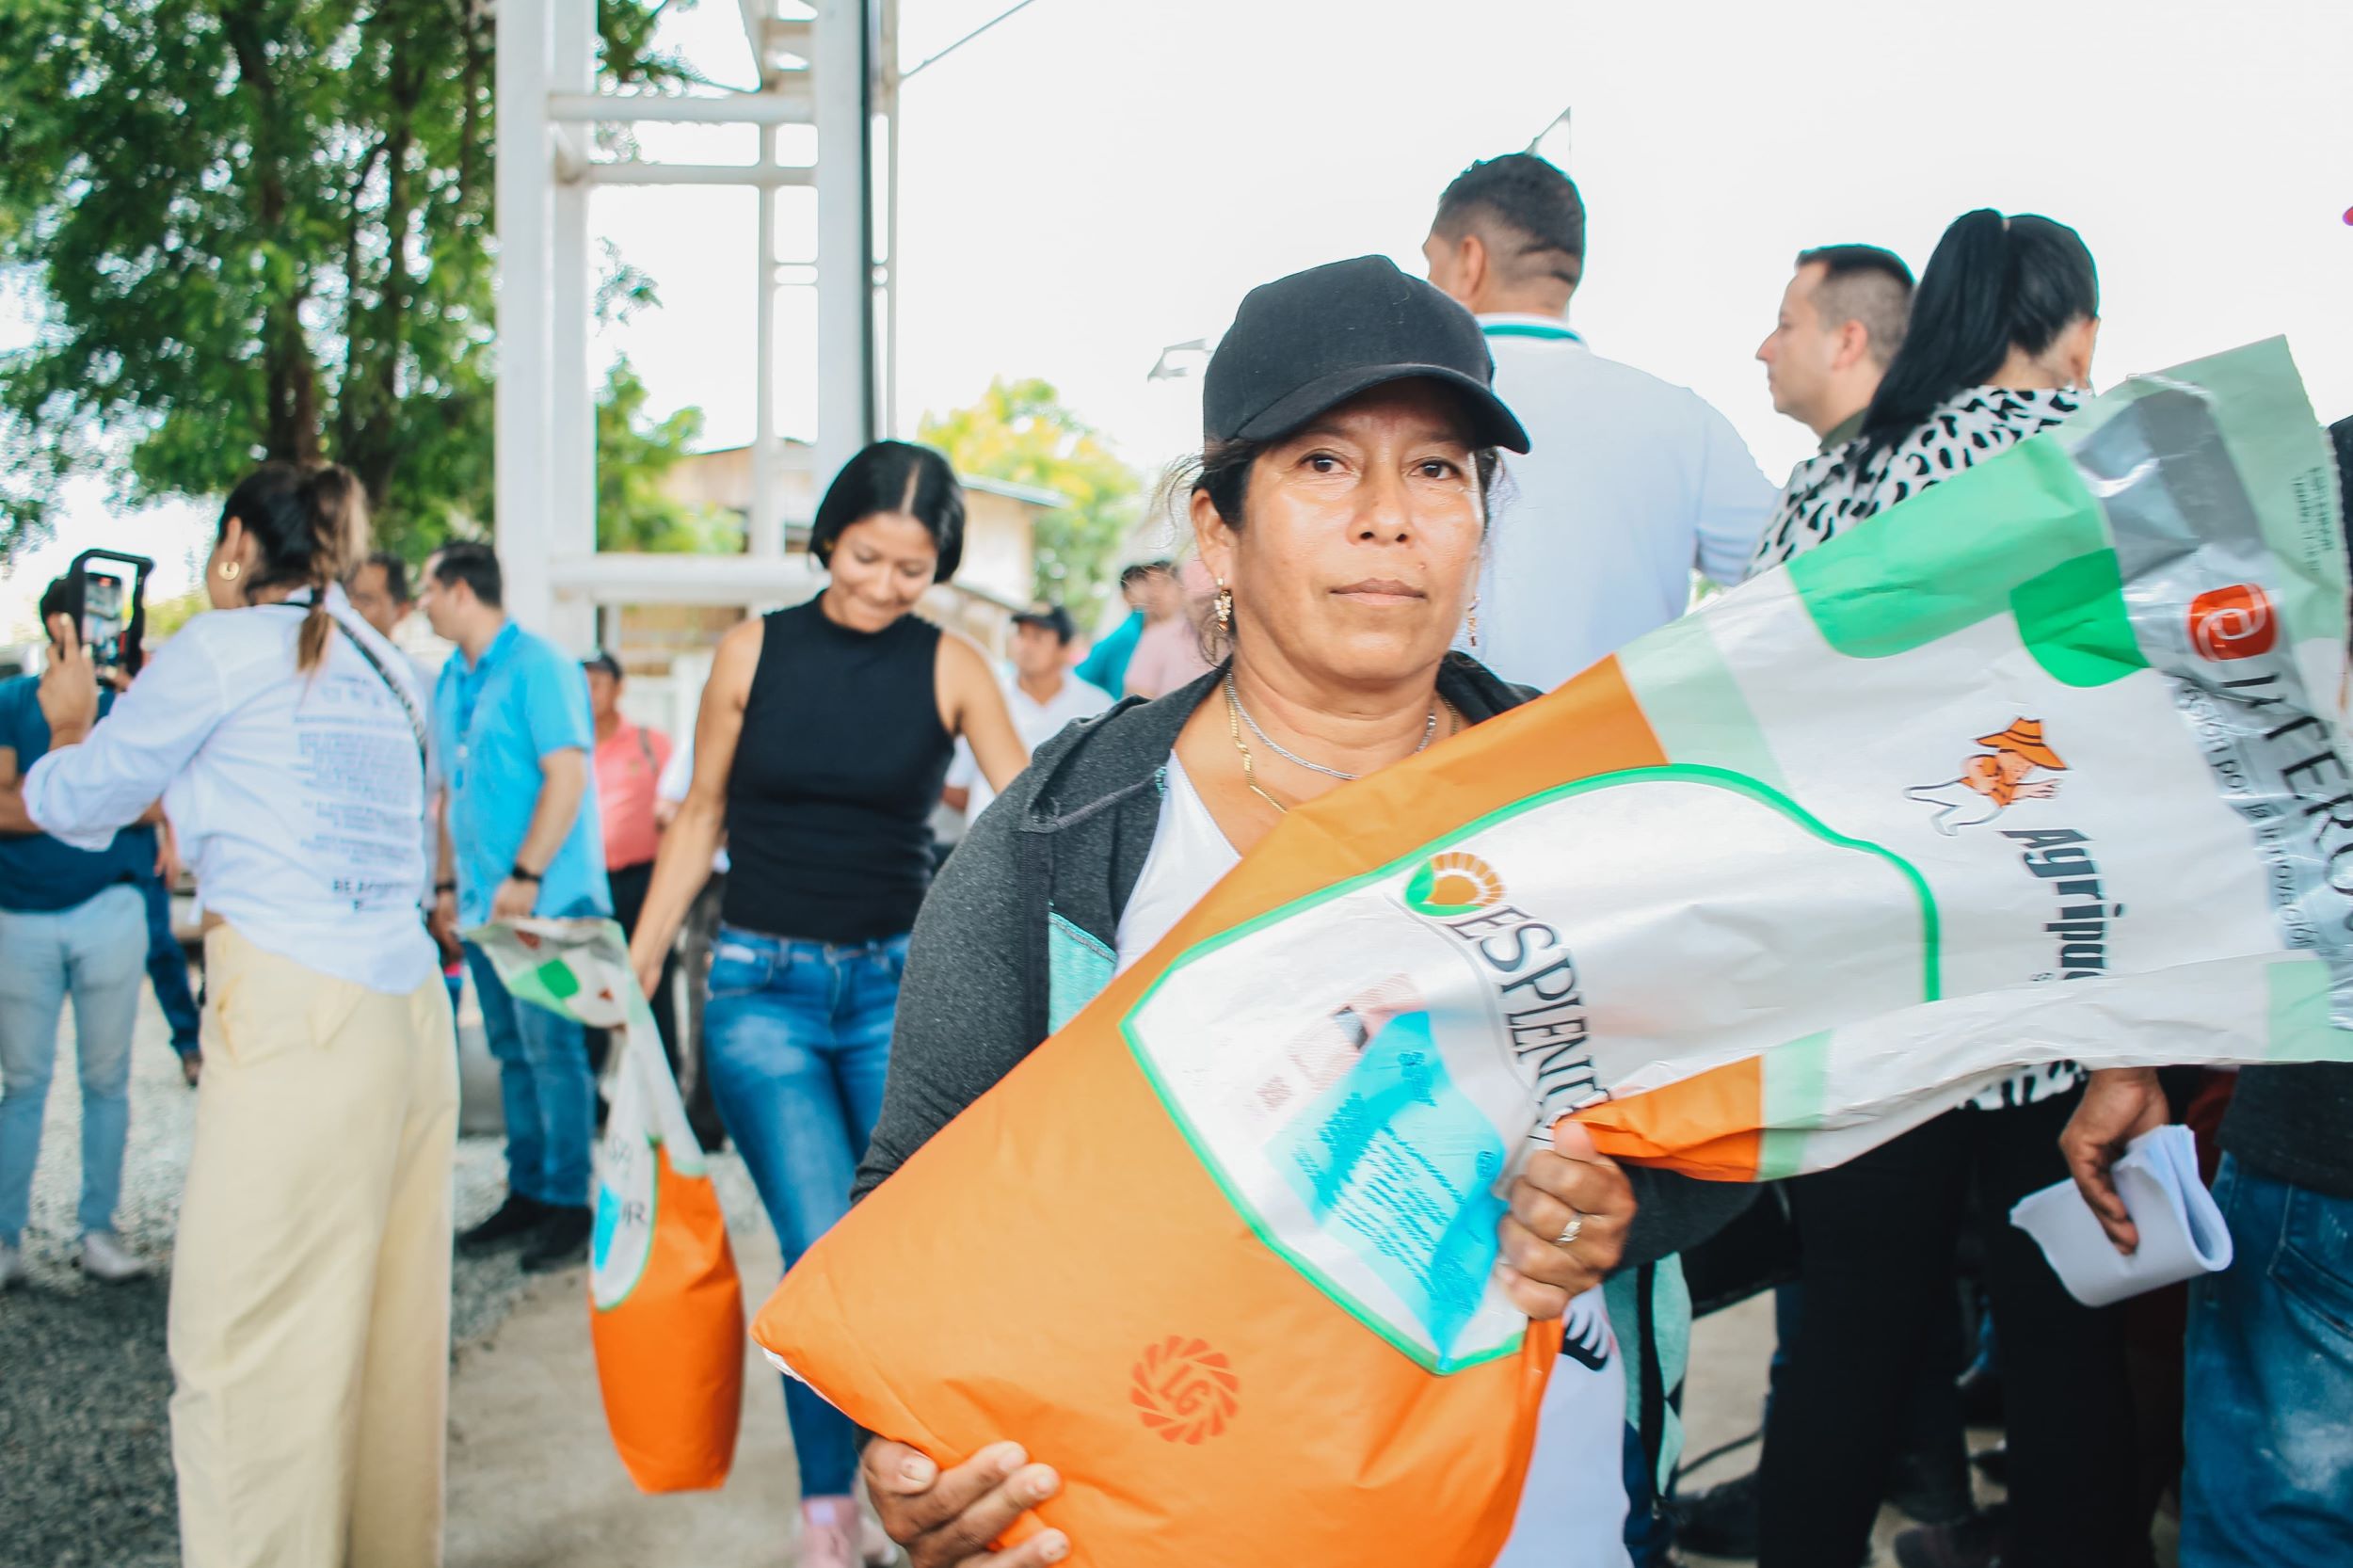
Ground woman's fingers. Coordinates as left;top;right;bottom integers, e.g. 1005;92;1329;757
1512;1153;1632;1257
910;1461;1061;1566
1496;1128;1641;1318
1496;1212;1600;1304
863;1438;1064;1567
972;1529;1073;1567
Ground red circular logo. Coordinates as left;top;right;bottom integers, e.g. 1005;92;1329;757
2188;584;2277;661
1128;1336;1239;1444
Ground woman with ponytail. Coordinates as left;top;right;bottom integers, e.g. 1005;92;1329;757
1742;216;2142;1568
1748;207;2100;572
23;461;455;1567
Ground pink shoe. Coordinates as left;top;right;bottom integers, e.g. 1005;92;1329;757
799;1496;858;1568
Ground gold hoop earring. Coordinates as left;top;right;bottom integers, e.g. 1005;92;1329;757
1214;584;1233;633
218;560;241;582
1467;593;1481;649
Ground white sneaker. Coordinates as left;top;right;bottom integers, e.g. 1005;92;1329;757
0;1240;23;1290
78;1230;147;1283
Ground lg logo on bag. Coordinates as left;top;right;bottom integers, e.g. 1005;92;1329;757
1129;1336;1240;1443
2188;584;2278;661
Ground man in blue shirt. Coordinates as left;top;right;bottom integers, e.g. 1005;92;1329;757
0;580;155;1288
421;543;609;1272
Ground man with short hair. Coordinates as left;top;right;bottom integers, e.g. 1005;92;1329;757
344;550;415;641
1746;245;1917;570
1756;245;1913;448
944;603;1113;825
420;543;609;1272
1072;563;1160;699
1423;152;1776;693
0;580;155;1288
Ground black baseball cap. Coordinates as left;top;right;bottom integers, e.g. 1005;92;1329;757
582;649;623;680
1202;255;1529;454
1010;602;1076;643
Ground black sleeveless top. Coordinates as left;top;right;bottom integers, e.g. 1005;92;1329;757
723;597;954;944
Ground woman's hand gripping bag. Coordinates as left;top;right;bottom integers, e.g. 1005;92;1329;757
470;920;746;1492
753;341;2353;1566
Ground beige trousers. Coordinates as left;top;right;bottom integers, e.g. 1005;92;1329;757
171;925;457;1568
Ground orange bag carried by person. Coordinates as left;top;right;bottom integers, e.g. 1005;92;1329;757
752;343;2353;1565
471;919;745;1492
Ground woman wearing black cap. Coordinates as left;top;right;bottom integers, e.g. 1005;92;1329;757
848;257;1752;1568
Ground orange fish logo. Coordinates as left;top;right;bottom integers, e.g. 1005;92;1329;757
1907;719;2067;836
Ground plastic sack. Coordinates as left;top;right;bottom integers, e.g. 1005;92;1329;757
469;918;744;1492
752;341;2353;1567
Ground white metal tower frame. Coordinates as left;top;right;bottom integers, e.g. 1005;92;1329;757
493;0;894;645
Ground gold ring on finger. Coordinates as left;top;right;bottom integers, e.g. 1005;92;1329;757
1555;1209;1585;1248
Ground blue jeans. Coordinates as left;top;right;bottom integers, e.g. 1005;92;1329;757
139;866;200;1054
0;885;147;1244
703;925;906;1498
465;939;595;1208
2180;1155;2353;1565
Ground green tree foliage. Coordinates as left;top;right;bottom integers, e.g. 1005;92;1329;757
0;0;697;560
918;376;1142;612
596;358;736;554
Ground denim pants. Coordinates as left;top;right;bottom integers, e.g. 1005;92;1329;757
139;865;201;1054
0;884;147;1245
2180;1155;2353;1565
703;925;906;1498
464;938;594;1208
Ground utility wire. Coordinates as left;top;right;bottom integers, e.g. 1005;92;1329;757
902;0;1042;80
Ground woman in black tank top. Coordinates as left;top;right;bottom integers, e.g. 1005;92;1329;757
626;441;1027;1561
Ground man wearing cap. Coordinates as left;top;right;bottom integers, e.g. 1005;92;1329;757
943;602;1112;826
1422;152;1776;693
584;651;676;1070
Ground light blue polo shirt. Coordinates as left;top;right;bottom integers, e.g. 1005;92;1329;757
434;619;610;926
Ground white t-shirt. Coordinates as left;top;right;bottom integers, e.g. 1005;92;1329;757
1111;754;1240;973
1475;314;1776;693
1110;750;1629;1566
948;671;1115;825
25;588;438;994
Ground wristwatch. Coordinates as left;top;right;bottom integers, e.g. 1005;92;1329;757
509;863;543;885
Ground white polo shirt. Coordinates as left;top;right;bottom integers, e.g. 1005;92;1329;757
1473;314;1776;692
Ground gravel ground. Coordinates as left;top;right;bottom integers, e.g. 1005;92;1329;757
0;975;652;1568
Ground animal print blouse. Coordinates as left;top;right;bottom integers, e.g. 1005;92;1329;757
1746;386;2086;577
1750;383;2090;1111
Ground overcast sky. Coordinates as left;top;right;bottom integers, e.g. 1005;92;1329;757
10;0;2351;637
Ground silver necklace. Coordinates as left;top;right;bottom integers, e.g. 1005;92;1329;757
1224;671;1436;783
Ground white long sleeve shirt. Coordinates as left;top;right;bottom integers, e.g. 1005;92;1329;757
24;588;437;994
1474;314;1777;692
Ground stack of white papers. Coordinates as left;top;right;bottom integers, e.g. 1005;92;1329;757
2010;1125;2233;1308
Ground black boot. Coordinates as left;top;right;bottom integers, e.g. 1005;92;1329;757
520;1205;594;1273
458;1192;547;1253
1673;1468;1761;1559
